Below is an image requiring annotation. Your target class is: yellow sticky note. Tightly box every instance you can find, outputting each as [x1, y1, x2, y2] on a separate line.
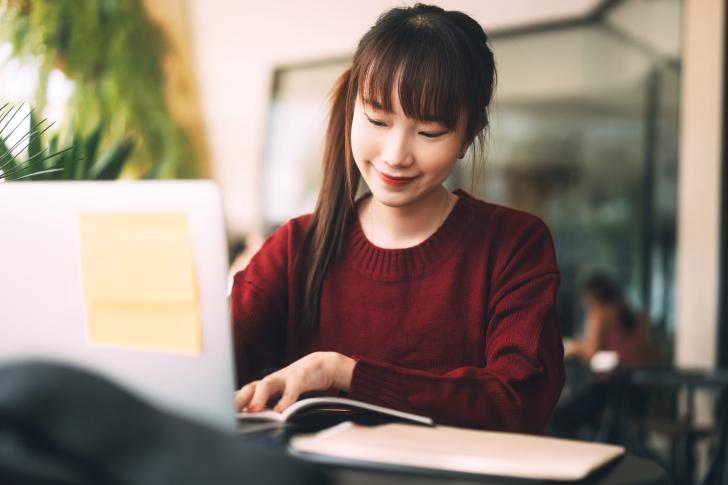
[78, 213, 201, 354]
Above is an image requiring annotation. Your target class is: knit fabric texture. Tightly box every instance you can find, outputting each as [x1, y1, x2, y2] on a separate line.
[231, 189, 565, 433]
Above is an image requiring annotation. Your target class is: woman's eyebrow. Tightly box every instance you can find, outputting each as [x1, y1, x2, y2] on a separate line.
[362, 98, 390, 112]
[418, 116, 448, 125]
[362, 97, 449, 126]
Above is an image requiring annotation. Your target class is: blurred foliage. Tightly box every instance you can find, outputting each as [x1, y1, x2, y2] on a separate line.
[0, 0, 196, 178]
[0, 103, 134, 181]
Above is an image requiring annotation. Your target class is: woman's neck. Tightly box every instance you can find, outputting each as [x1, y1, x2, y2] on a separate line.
[358, 186, 457, 249]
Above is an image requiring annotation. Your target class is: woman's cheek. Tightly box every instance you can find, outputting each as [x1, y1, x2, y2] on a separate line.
[350, 117, 364, 162]
[351, 123, 378, 165]
[420, 140, 460, 172]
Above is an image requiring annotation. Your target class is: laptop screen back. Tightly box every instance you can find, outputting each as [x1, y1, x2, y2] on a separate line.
[0, 181, 237, 430]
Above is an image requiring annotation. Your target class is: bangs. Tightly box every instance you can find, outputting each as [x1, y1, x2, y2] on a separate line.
[354, 20, 468, 130]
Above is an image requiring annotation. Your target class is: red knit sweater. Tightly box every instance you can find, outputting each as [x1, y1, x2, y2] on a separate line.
[231, 189, 565, 433]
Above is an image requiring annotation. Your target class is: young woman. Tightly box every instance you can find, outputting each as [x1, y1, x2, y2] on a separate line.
[232, 4, 565, 434]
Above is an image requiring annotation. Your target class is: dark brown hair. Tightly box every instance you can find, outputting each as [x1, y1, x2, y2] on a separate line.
[583, 272, 638, 332]
[296, 4, 497, 333]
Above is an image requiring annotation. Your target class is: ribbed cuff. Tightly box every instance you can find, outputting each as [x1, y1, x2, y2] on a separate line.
[348, 355, 407, 410]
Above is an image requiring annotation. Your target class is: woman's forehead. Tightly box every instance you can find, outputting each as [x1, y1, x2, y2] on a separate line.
[358, 67, 400, 106]
[358, 78, 402, 113]
[358, 73, 458, 124]
[358, 92, 439, 121]
[356, 92, 467, 131]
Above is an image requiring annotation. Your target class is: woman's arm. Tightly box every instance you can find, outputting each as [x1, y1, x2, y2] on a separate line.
[236, 273, 563, 434]
[230, 221, 297, 387]
[347, 272, 564, 434]
[578, 311, 605, 363]
[564, 312, 605, 364]
[231, 276, 287, 386]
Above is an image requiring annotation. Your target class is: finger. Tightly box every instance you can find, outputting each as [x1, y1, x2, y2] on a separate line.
[248, 378, 282, 412]
[235, 382, 257, 412]
[274, 388, 300, 413]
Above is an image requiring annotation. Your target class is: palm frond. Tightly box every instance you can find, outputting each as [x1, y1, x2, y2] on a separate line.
[0, 103, 134, 181]
[0, 103, 68, 181]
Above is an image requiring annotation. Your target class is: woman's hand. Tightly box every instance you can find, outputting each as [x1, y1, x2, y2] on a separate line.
[235, 351, 355, 413]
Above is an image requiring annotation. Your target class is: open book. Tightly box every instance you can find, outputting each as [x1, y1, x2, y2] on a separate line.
[237, 397, 434, 426]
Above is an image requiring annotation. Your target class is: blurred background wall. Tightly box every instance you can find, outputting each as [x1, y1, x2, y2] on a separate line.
[676, 0, 723, 371]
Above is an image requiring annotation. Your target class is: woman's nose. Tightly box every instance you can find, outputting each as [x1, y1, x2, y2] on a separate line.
[381, 129, 414, 168]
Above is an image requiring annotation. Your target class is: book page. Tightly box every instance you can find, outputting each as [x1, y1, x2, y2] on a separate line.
[237, 397, 433, 425]
[78, 212, 201, 354]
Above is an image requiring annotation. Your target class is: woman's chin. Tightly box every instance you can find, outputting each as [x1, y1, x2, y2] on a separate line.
[369, 188, 425, 209]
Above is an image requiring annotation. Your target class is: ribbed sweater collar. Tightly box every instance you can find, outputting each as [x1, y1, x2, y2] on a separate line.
[344, 189, 474, 281]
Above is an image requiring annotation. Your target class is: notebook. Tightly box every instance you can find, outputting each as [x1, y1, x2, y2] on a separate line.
[289, 422, 625, 481]
[0, 181, 237, 431]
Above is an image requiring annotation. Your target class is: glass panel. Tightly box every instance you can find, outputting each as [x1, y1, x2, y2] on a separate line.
[262, 60, 349, 231]
[463, 0, 681, 340]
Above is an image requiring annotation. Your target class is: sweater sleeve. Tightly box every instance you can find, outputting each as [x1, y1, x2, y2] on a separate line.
[348, 217, 565, 434]
[230, 222, 292, 388]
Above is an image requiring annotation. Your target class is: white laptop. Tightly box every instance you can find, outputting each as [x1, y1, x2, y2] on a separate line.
[0, 181, 237, 431]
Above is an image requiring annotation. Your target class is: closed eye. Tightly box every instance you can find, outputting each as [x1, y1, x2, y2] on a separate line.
[419, 131, 447, 139]
[364, 113, 387, 127]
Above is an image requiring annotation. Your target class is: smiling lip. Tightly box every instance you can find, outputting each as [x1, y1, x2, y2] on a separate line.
[376, 169, 419, 187]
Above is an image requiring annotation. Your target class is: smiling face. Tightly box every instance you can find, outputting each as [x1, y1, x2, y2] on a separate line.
[350, 82, 469, 208]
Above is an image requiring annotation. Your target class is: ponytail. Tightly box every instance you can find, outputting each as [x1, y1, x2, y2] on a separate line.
[296, 68, 360, 334]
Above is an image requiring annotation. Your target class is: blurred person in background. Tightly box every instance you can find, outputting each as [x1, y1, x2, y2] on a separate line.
[549, 271, 651, 440]
[564, 271, 650, 368]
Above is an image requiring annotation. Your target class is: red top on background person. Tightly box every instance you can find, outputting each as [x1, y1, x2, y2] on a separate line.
[564, 272, 651, 368]
[231, 3, 565, 433]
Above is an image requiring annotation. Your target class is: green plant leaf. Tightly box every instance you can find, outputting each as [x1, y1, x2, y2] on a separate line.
[0, 134, 10, 161]
[28, 109, 43, 161]
[84, 121, 104, 161]
[0, 103, 78, 181]
[74, 121, 103, 179]
[0, 105, 20, 177]
[0, 134, 12, 180]
[0, 144, 72, 181]
[62, 132, 79, 180]
[0, 0, 199, 178]
[89, 135, 134, 180]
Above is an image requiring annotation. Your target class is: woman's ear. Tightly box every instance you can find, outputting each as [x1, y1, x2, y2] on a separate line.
[459, 122, 486, 159]
[458, 140, 472, 159]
